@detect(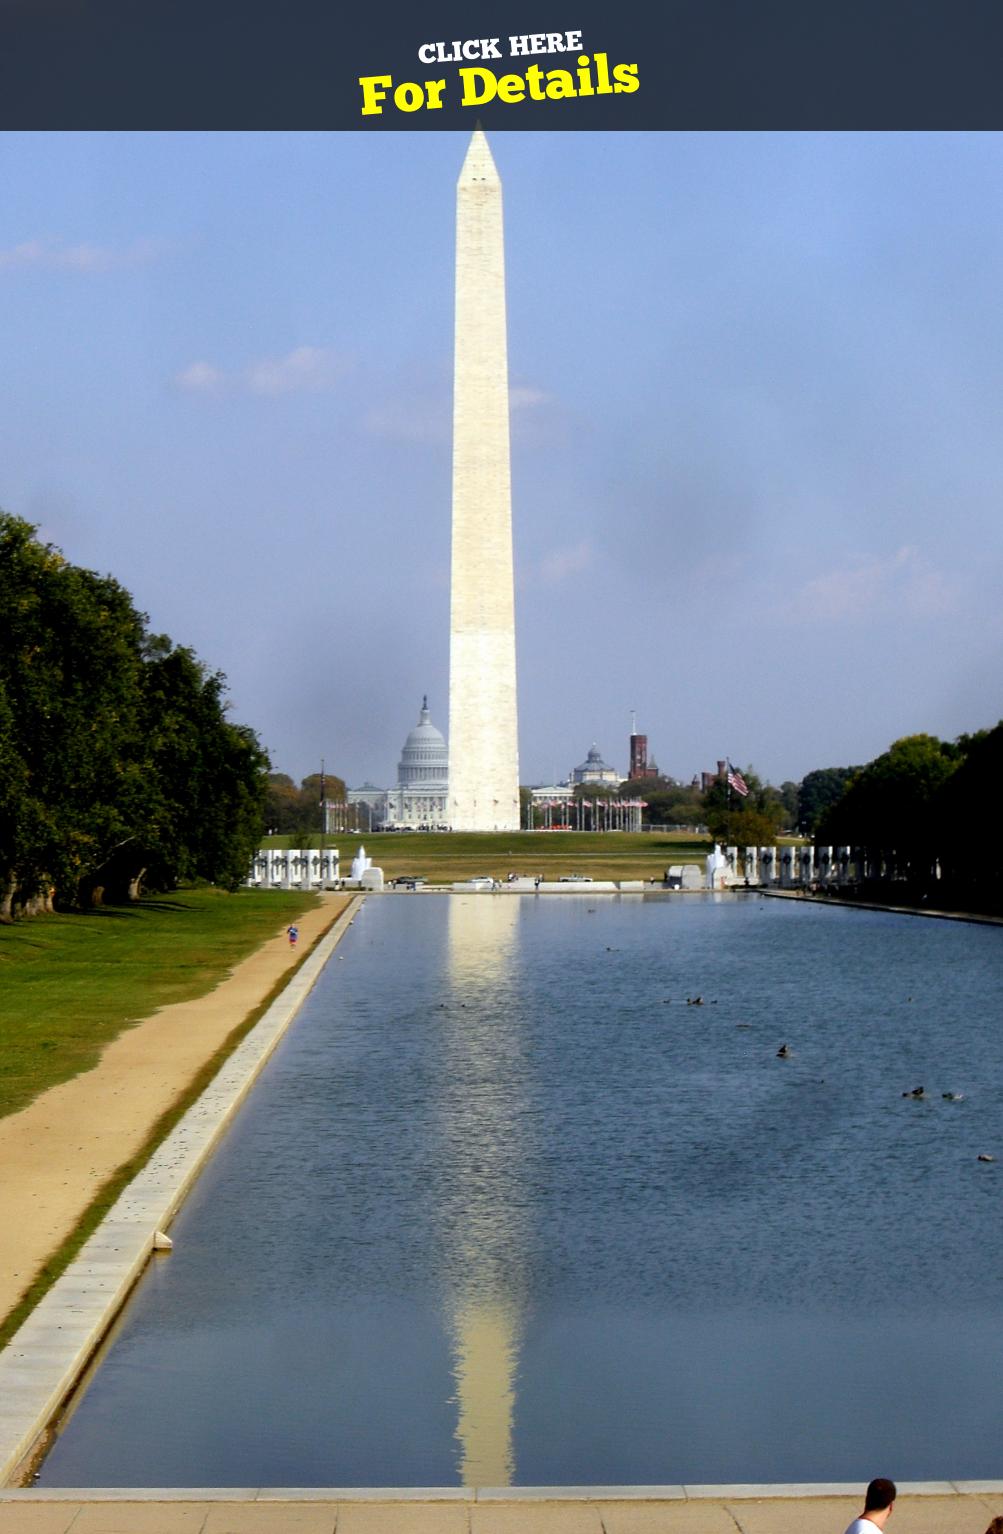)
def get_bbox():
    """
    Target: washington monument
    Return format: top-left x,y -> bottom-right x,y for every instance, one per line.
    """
447,130 -> 521,833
